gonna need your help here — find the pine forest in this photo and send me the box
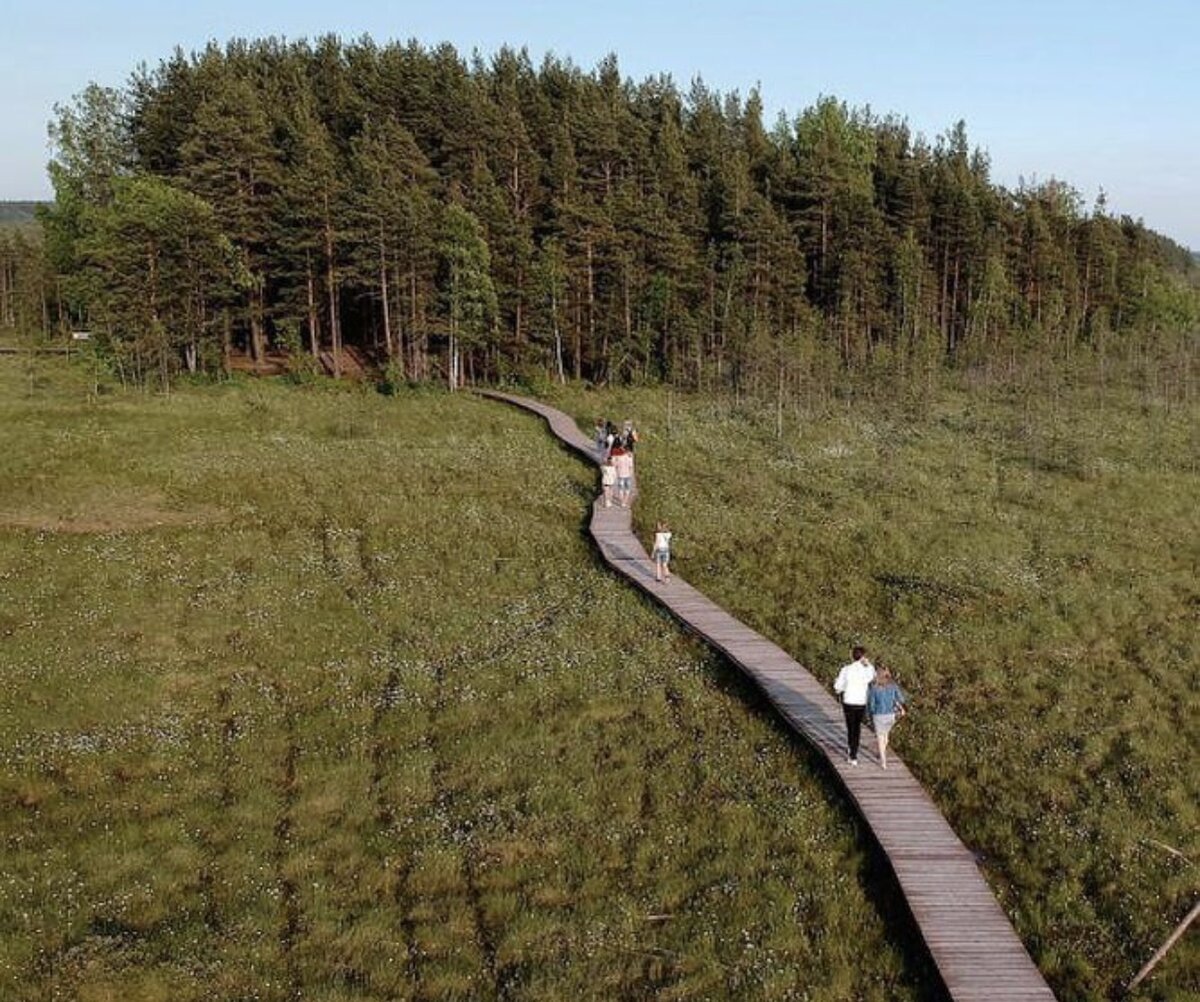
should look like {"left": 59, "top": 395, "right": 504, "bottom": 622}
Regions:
{"left": 3, "top": 36, "right": 1197, "bottom": 394}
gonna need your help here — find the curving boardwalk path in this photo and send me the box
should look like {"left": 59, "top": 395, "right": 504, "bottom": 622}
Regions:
{"left": 483, "top": 390, "right": 1057, "bottom": 1002}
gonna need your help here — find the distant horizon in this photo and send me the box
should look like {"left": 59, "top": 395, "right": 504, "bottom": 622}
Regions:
{"left": 4, "top": 2, "right": 1198, "bottom": 248}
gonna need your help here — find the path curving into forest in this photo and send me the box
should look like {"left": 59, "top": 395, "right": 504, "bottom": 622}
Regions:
{"left": 481, "top": 389, "right": 1057, "bottom": 1002}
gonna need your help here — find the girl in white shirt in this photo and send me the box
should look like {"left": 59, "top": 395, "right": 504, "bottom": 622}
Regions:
{"left": 600, "top": 457, "right": 617, "bottom": 508}
{"left": 652, "top": 521, "right": 672, "bottom": 583}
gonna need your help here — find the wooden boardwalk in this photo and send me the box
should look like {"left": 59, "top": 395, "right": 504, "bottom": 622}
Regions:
{"left": 483, "top": 390, "right": 1057, "bottom": 1002}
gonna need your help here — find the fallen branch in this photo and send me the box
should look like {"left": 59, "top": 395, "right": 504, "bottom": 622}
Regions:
{"left": 1127, "top": 898, "right": 1200, "bottom": 993}
{"left": 1139, "top": 837, "right": 1191, "bottom": 863}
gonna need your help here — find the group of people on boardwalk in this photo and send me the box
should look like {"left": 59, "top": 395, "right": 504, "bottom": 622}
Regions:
{"left": 595, "top": 417, "right": 639, "bottom": 510}
{"left": 593, "top": 416, "right": 907, "bottom": 764}
{"left": 593, "top": 417, "right": 672, "bottom": 584}
{"left": 833, "top": 645, "right": 907, "bottom": 768}
{"left": 594, "top": 417, "right": 639, "bottom": 457}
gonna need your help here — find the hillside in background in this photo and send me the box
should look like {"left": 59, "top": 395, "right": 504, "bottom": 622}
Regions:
{"left": 0, "top": 202, "right": 43, "bottom": 226}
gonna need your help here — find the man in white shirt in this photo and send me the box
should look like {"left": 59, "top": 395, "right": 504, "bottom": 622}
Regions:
{"left": 833, "top": 645, "right": 876, "bottom": 765}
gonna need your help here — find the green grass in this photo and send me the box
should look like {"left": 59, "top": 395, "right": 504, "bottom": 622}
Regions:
{"left": 0, "top": 361, "right": 937, "bottom": 1001}
{"left": 550, "top": 372, "right": 1199, "bottom": 1002}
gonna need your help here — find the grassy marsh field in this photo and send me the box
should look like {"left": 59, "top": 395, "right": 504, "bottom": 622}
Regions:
{"left": 0, "top": 359, "right": 938, "bottom": 1001}
{"left": 553, "top": 371, "right": 1199, "bottom": 1001}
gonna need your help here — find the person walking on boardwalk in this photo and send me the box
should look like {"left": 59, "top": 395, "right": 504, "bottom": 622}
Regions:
{"left": 834, "top": 645, "right": 876, "bottom": 765}
{"left": 651, "top": 521, "right": 672, "bottom": 583}
{"left": 600, "top": 455, "right": 617, "bottom": 508}
{"left": 620, "top": 418, "right": 639, "bottom": 452}
{"left": 593, "top": 418, "right": 609, "bottom": 456}
{"left": 612, "top": 445, "right": 635, "bottom": 507}
{"left": 867, "top": 664, "right": 906, "bottom": 770}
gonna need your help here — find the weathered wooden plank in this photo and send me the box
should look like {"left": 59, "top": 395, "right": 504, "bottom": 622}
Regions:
{"left": 480, "top": 390, "right": 1058, "bottom": 1002}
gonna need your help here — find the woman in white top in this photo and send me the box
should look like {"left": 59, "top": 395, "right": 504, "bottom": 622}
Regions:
{"left": 652, "top": 521, "right": 672, "bottom": 583}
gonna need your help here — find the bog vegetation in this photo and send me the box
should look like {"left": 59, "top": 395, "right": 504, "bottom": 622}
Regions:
{"left": 2, "top": 30, "right": 1197, "bottom": 1002}
{"left": 551, "top": 363, "right": 1199, "bottom": 1001}
{"left": 2, "top": 350, "right": 1196, "bottom": 1000}
{"left": 0, "top": 36, "right": 1196, "bottom": 393}
{"left": 0, "top": 358, "right": 941, "bottom": 1002}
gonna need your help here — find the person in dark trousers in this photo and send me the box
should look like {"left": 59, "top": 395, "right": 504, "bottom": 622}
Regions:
{"left": 605, "top": 420, "right": 619, "bottom": 456}
{"left": 833, "top": 645, "right": 876, "bottom": 765}
{"left": 593, "top": 418, "right": 609, "bottom": 456}
{"left": 620, "top": 418, "right": 639, "bottom": 451}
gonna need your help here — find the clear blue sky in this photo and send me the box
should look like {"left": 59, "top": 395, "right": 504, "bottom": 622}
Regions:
{"left": 4, "top": 0, "right": 1198, "bottom": 248}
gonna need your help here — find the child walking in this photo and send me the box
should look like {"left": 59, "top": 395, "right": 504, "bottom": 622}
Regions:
{"left": 651, "top": 521, "right": 672, "bottom": 583}
{"left": 600, "top": 456, "right": 617, "bottom": 508}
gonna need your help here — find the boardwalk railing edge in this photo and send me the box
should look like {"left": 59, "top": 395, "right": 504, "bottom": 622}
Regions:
{"left": 479, "top": 389, "right": 1057, "bottom": 1002}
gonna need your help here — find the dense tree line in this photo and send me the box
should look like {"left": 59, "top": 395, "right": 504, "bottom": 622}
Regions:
{"left": 0, "top": 227, "right": 54, "bottom": 336}
{"left": 27, "top": 36, "right": 1200, "bottom": 390}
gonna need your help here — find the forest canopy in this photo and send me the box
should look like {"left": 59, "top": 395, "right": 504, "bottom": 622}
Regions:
{"left": 10, "top": 36, "right": 1199, "bottom": 389}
